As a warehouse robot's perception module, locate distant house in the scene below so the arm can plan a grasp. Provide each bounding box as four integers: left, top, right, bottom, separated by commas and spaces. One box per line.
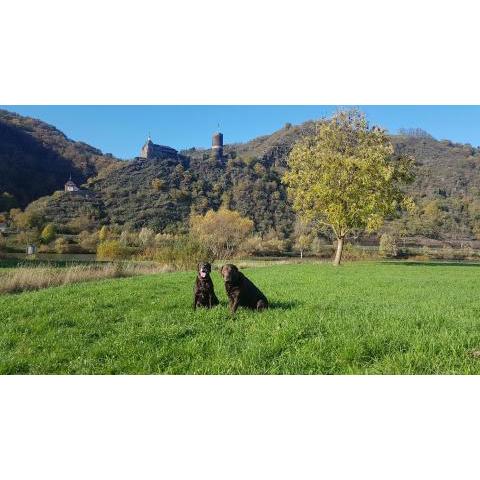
0, 222, 7, 233
64, 176, 80, 193
26, 244, 37, 255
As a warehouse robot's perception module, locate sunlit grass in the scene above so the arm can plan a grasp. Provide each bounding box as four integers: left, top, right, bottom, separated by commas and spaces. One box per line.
2, 262, 480, 374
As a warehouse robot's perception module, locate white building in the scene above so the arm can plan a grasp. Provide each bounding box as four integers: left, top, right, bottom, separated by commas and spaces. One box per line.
64, 176, 80, 192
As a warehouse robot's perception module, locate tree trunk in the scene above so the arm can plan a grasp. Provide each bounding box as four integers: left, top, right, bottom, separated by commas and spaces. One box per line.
300, 249, 303, 259
333, 236, 344, 266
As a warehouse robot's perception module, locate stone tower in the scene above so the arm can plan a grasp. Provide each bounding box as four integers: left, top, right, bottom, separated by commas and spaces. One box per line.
212, 132, 223, 158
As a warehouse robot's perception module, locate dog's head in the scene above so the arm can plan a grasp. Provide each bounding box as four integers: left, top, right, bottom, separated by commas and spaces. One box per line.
198, 262, 212, 279
220, 264, 240, 283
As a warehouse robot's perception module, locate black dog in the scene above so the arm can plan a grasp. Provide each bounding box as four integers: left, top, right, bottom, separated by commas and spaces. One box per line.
193, 262, 219, 310
220, 264, 268, 313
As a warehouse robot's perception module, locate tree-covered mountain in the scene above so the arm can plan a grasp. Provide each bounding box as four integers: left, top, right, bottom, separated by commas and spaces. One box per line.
0, 109, 120, 209
28, 148, 295, 237
4, 110, 480, 244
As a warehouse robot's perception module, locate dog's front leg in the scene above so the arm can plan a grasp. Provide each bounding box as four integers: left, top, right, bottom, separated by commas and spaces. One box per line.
231, 296, 240, 314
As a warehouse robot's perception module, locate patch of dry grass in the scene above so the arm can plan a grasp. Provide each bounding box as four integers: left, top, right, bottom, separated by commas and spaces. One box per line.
0, 262, 168, 294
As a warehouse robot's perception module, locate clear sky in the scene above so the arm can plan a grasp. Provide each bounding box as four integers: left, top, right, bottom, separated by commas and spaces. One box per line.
2, 105, 480, 160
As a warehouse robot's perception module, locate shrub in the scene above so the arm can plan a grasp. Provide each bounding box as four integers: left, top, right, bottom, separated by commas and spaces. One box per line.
54, 237, 69, 254
261, 237, 286, 256
342, 244, 377, 261
237, 236, 263, 257
66, 214, 96, 234
119, 230, 139, 247
190, 208, 253, 260
96, 240, 130, 260
154, 232, 175, 244
379, 234, 398, 258
460, 244, 475, 259
78, 230, 99, 252
140, 236, 209, 270
310, 238, 334, 258
151, 178, 164, 191
239, 235, 287, 257
138, 227, 155, 247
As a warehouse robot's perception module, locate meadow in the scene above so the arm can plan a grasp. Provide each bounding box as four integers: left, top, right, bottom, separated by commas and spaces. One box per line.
2, 261, 480, 374
0, 260, 166, 294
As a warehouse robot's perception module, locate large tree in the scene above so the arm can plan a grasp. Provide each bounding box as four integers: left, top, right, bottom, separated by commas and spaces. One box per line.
283, 109, 415, 266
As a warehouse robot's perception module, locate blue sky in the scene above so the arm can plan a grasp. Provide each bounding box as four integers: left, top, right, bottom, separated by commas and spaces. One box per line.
2, 105, 480, 159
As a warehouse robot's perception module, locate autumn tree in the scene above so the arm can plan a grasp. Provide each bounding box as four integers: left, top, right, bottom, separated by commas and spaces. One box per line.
98, 225, 109, 243
10, 207, 44, 230
283, 109, 415, 265
293, 217, 314, 259
189, 208, 254, 260
420, 200, 444, 238
40, 223, 56, 244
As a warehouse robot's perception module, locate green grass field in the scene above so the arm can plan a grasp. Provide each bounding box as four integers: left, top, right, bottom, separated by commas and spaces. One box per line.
2, 261, 480, 374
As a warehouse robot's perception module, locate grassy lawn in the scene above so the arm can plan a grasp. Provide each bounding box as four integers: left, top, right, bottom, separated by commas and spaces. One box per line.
2, 261, 480, 374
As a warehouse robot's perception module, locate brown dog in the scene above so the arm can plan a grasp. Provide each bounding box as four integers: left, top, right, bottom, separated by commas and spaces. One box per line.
220, 264, 268, 313
193, 262, 219, 310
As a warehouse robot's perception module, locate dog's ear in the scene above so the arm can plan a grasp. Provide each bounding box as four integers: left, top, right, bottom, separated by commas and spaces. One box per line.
205, 262, 211, 269
231, 264, 238, 271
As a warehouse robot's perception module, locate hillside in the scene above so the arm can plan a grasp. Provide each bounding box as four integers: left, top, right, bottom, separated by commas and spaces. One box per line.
168, 124, 480, 241
31, 149, 294, 236
0, 109, 120, 209
5, 111, 480, 243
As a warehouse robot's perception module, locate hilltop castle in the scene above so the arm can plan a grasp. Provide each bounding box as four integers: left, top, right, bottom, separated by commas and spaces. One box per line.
140, 136, 178, 160
140, 131, 224, 160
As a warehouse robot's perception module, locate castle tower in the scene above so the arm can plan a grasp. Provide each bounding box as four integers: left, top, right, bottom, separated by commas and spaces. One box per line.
212, 131, 223, 158
140, 135, 154, 159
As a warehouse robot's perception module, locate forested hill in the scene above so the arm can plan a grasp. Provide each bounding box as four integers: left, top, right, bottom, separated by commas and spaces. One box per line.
5, 111, 480, 242
0, 109, 120, 209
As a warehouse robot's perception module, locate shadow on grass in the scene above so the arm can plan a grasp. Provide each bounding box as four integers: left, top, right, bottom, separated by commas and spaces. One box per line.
385, 261, 480, 268
269, 300, 303, 310
192, 300, 301, 311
